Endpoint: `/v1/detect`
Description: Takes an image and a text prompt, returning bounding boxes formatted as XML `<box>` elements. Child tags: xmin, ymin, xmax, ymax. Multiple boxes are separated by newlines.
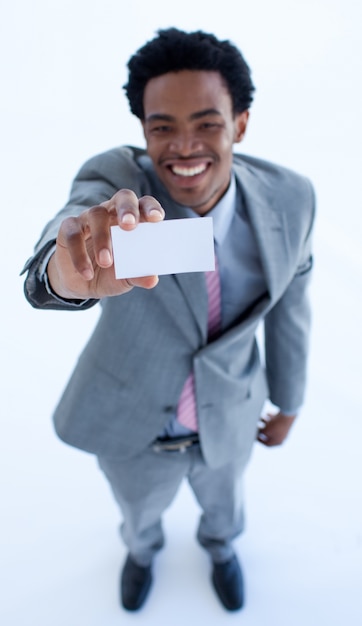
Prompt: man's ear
<box><xmin>234</xmin><ymin>111</ymin><xmax>249</xmax><ymax>143</ymax></box>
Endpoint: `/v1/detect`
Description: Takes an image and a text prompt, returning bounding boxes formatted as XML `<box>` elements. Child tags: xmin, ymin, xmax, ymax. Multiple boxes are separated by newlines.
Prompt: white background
<box><xmin>1</xmin><ymin>1</ymin><xmax>361</xmax><ymax>624</ymax></box>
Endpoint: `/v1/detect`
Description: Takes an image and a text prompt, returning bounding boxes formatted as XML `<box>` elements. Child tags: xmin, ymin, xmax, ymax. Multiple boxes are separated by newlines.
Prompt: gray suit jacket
<box><xmin>23</xmin><ymin>146</ymin><xmax>315</xmax><ymax>468</ymax></box>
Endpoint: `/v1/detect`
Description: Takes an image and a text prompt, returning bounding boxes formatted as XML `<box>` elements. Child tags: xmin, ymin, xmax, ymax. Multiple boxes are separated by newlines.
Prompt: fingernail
<box><xmin>149</xmin><ymin>208</ymin><xmax>163</xmax><ymax>219</ymax></box>
<box><xmin>82</xmin><ymin>268</ymin><xmax>93</xmax><ymax>280</ymax></box>
<box><xmin>99</xmin><ymin>249</ymin><xmax>112</xmax><ymax>266</ymax></box>
<box><xmin>121</xmin><ymin>213</ymin><xmax>136</xmax><ymax>225</ymax></box>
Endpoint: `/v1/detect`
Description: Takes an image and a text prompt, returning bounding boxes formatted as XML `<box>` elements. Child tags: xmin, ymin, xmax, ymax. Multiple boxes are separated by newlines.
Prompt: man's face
<box><xmin>142</xmin><ymin>70</ymin><xmax>249</xmax><ymax>215</ymax></box>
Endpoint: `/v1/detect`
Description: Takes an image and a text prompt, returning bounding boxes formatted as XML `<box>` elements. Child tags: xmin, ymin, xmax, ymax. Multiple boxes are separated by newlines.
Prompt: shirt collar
<box><xmin>184</xmin><ymin>175</ymin><xmax>237</xmax><ymax>246</ymax></box>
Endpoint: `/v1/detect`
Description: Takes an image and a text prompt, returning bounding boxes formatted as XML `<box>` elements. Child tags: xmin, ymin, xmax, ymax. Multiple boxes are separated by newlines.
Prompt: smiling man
<box><xmin>22</xmin><ymin>28</ymin><xmax>315</xmax><ymax>613</ymax></box>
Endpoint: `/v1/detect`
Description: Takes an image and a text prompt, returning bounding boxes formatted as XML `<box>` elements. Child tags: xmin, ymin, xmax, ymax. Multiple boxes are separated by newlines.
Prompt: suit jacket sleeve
<box><xmin>263</xmin><ymin>180</ymin><xmax>316</xmax><ymax>413</ymax></box>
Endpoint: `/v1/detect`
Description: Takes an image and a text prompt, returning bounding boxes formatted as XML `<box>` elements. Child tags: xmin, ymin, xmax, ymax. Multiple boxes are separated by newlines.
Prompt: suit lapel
<box><xmin>233</xmin><ymin>161</ymin><xmax>291</xmax><ymax>301</ymax></box>
<box><xmin>173</xmin><ymin>271</ymin><xmax>208</xmax><ymax>339</ymax></box>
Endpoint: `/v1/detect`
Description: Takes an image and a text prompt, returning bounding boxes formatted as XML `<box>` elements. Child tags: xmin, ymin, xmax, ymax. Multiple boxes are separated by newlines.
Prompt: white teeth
<box><xmin>171</xmin><ymin>164</ymin><xmax>207</xmax><ymax>177</ymax></box>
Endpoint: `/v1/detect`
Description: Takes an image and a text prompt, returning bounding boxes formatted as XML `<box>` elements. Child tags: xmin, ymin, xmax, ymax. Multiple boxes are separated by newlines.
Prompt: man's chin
<box><xmin>172</xmin><ymin>194</ymin><xmax>211</xmax><ymax>215</ymax></box>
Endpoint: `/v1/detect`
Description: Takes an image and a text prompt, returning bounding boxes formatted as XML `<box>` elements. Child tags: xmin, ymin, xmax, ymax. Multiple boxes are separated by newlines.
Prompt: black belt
<box><xmin>151</xmin><ymin>434</ymin><xmax>199</xmax><ymax>453</ymax></box>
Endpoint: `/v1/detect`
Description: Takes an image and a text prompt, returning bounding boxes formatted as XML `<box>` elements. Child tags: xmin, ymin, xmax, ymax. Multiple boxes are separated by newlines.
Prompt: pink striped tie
<box><xmin>177</xmin><ymin>254</ymin><xmax>221</xmax><ymax>431</ymax></box>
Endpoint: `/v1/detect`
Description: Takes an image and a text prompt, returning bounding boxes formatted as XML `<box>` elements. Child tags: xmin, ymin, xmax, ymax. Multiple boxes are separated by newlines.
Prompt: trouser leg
<box><xmin>188</xmin><ymin>447</ymin><xmax>246</xmax><ymax>563</ymax></box>
<box><xmin>98</xmin><ymin>448</ymin><xmax>190</xmax><ymax>566</ymax></box>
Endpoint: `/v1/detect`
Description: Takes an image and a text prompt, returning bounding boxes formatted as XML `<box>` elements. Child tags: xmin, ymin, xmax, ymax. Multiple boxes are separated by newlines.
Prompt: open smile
<box><xmin>163</xmin><ymin>158</ymin><xmax>213</xmax><ymax>182</ymax></box>
<box><xmin>170</xmin><ymin>163</ymin><xmax>208</xmax><ymax>177</ymax></box>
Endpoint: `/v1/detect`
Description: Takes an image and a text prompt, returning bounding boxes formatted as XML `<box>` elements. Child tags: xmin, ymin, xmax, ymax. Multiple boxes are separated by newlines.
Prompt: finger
<box><xmin>138</xmin><ymin>195</ymin><xmax>165</xmax><ymax>223</ymax></box>
<box><xmin>109</xmin><ymin>189</ymin><xmax>142</xmax><ymax>230</ymax></box>
<box><xmin>257</xmin><ymin>416</ymin><xmax>269</xmax><ymax>430</ymax></box>
<box><xmin>57</xmin><ymin>215</ymin><xmax>94</xmax><ymax>280</ymax></box>
<box><xmin>257</xmin><ymin>430</ymin><xmax>270</xmax><ymax>445</ymax></box>
<box><xmin>258</xmin><ymin>434</ymin><xmax>276</xmax><ymax>447</ymax></box>
<box><xmin>87</xmin><ymin>205</ymin><xmax>117</xmax><ymax>268</ymax></box>
<box><xmin>126</xmin><ymin>275</ymin><xmax>160</xmax><ymax>290</ymax></box>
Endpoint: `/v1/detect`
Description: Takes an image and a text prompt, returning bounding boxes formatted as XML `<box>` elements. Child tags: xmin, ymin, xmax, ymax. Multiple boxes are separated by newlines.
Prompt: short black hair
<box><xmin>123</xmin><ymin>27</ymin><xmax>255</xmax><ymax>119</ymax></box>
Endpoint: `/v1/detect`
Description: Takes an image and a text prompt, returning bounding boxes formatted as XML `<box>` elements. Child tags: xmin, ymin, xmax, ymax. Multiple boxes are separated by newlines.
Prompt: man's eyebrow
<box><xmin>145</xmin><ymin>113</ymin><xmax>175</xmax><ymax>123</ymax></box>
<box><xmin>190</xmin><ymin>108</ymin><xmax>222</xmax><ymax>120</ymax></box>
<box><xmin>145</xmin><ymin>109</ymin><xmax>222</xmax><ymax>123</ymax></box>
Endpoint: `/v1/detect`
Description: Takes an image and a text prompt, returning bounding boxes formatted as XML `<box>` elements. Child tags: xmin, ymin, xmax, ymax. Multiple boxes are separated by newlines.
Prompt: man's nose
<box><xmin>169</xmin><ymin>131</ymin><xmax>202</xmax><ymax>154</ymax></box>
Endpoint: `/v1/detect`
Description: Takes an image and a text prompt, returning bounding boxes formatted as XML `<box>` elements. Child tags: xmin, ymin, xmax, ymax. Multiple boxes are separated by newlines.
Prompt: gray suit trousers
<box><xmin>98</xmin><ymin>443</ymin><xmax>246</xmax><ymax>566</ymax></box>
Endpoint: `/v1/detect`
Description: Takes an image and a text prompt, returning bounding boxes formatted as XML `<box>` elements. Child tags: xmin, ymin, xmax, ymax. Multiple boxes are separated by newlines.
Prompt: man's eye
<box><xmin>200</xmin><ymin>122</ymin><xmax>220</xmax><ymax>130</ymax></box>
<box><xmin>151</xmin><ymin>125</ymin><xmax>172</xmax><ymax>133</ymax></box>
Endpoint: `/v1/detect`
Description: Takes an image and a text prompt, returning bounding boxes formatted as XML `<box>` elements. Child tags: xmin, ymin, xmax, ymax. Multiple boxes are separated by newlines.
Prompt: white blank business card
<box><xmin>111</xmin><ymin>217</ymin><xmax>214</xmax><ymax>278</ymax></box>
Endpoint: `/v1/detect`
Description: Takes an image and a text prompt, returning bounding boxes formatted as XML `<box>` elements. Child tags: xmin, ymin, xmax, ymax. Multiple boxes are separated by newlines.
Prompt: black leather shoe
<box><xmin>121</xmin><ymin>554</ymin><xmax>153</xmax><ymax>611</ymax></box>
<box><xmin>212</xmin><ymin>554</ymin><xmax>244</xmax><ymax>611</ymax></box>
